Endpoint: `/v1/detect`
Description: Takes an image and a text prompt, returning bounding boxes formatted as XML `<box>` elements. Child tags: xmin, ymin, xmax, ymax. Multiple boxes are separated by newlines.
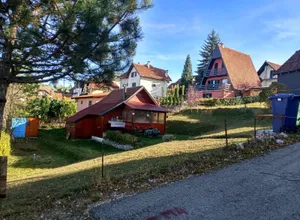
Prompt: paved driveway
<box><xmin>91</xmin><ymin>143</ymin><xmax>300</xmax><ymax>220</ymax></box>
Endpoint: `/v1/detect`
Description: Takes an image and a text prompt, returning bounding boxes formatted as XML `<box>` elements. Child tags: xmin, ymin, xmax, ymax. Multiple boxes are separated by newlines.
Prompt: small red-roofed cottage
<box><xmin>66</xmin><ymin>86</ymin><xmax>168</xmax><ymax>139</ymax></box>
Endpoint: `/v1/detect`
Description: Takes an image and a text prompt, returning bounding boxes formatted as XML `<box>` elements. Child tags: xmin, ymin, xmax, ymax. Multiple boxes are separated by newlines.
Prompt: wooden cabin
<box><xmin>66</xmin><ymin>86</ymin><xmax>168</xmax><ymax>139</ymax></box>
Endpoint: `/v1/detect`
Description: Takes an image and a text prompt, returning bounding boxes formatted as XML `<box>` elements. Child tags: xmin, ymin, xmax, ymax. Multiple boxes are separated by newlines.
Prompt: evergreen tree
<box><xmin>0</xmin><ymin>0</ymin><xmax>152</xmax><ymax>131</ymax></box>
<box><xmin>196</xmin><ymin>29</ymin><xmax>221</xmax><ymax>84</ymax></box>
<box><xmin>181</xmin><ymin>55</ymin><xmax>193</xmax><ymax>89</ymax></box>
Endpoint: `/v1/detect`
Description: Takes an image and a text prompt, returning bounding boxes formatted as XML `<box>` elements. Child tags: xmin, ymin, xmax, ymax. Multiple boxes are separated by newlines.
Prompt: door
<box><xmin>93</xmin><ymin>116</ymin><xmax>104</xmax><ymax>137</ymax></box>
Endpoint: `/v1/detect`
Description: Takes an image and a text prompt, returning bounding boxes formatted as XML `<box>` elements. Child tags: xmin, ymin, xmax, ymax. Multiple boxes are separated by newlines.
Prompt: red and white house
<box><xmin>66</xmin><ymin>86</ymin><xmax>168</xmax><ymax>139</ymax></box>
<box><xmin>197</xmin><ymin>44</ymin><xmax>261</xmax><ymax>98</ymax></box>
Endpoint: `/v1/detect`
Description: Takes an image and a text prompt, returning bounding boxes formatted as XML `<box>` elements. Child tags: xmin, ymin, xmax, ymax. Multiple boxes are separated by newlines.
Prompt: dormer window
<box><xmin>131</xmin><ymin>71</ymin><xmax>137</xmax><ymax>77</ymax></box>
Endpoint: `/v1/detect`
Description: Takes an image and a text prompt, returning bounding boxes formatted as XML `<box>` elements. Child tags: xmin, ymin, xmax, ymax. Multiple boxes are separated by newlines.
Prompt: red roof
<box><xmin>218</xmin><ymin>44</ymin><xmax>261</xmax><ymax>89</ymax></box>
<box><xmin>276</xmin><ymin>50</ymin><xmax>300</xmax><ymax>74</ymax></box>
<box><xmin>73</xmin><ymin>93</ymin><xmax>109</xmax><ymax>99</ymax></box>
<box><xmin>87</xmin><ymin>82</ymin><xmax>119</xmax><ymax>90</ymax></box>
<box><xmin>125</xmin><ymin>102</ymin><xmax>168</xmax><ymax>112</ymax></box>
<box><xmin>266</xmin><ymin>61</ymin><xmax>281</xmax><ymax>71</ymax></box>
<box><xmin>120</xmin><ymin>63</ymin><xmax>172</xmax><ymax>81</ymax></box>
<box><xmin>67</xmin><ymin>86</ymin><xmax>166</xmax><ymax>123</ymax></box>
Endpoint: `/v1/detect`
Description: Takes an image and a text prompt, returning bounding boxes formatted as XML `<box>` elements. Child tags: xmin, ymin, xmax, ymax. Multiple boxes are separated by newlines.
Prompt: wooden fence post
<box><xmin>0</xmin><ymin>156</ymin><xmax>7</xmax><ymax>198</ymax></box>
<box><xmin>253</xmin><ymin>116</ymin><xmax>257</xmax><ymax>142</ymax></box>
<box><xmin>224</xmin><ymin>119</ymin><xmax>228</xmax><ymax>148</ymax></box>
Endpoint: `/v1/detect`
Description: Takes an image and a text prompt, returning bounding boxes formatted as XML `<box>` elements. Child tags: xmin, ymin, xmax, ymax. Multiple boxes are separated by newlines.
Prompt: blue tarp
<box><xmin>12</xmin><ymin>118</ymin><xmax>27</xmax><ymax>138</ymax></box>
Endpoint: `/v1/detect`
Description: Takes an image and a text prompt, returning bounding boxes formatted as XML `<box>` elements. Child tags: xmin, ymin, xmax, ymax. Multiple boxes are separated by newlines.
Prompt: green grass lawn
<box><xmin>2</xmin><ymin>103</ymin><xmax>274</xmax><ymax>219</ymax></box>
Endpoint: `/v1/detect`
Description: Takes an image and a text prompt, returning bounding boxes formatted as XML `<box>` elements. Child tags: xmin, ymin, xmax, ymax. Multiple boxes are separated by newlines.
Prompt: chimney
<box><xmin>220</xmin><ymin>42</ymin><xmax>224</xmax><ymax>48</ymax></box>
<box><xmin>165</xmin><ymin>70</ymin><xmax>169</xmax><ymax>77</ymax></box>
<box><xmin>147</xmin><ymin>61</ymin><xmax>150</xmax><ymax>68</ymax></box>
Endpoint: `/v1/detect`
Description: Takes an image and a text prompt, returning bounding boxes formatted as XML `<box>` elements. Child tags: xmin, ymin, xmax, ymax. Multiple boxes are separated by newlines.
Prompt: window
<box><xmin>203</xmin><ymin>93</ymin><xmax>212</xmax><ymax>98</ymax></box>
<box><xmin>214</xmin><ymin>63</ymin><xmax>219</xmax><ymax>69</ymax></box>
<box><xmin>158</xmin><ymin>113</ymin><xmax>165</xmax><ymax>124</ymax></box>
<box><xmin>81</xmin><ymin>100</ymin><xmax>83</xmax><ymax>104</ymax></box>
<box><xmin>134</xmin><ymin>111</ymin><xmax>151</xmax><ymax>123</ymax></box>
<box><xmin>151</xmin><ymin>112</ymin><xmax>158</xmax><ymax>123</ymax></box>
<box><xmin>88</xmin><ymin>100</ymin><xmax>92</xmax><ymax>106</ymax></box>
<box><xmin>222</xmin><ymin>62</ymin><xmax>225</xmax><ymax>68</ymax></box>
<box><xmin>131</xmin><ymin>71</ymin><xmax>137</xmax><ymax>77</ymax></box>
<box><xmin>222</xmin><ymin>78</ymin><xmax>228</xmax><ymax>84</ymax></box>
<box><xmin>132</xmin><ymin>82</ymin><xmax>137</xmax><ymax>87</ymax></box>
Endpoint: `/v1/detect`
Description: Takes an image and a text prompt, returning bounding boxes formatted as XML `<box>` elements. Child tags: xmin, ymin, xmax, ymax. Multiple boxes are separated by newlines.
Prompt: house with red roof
<box><xmin>199</xmin><ymin>44</ymin><xmax>261</xmax><ymax>98</ymax></box>
<box><xmin>120</xmin><ymin>62</ymin><xmax>172</xmax><ymax>98</ymax></box>
<box><xmin>257</xmin><ymin>61</ymin><xmax>281</xmax><ymax>87</ymax></box>
<box><xmin>66</xmin><ymin>86</ymin><xmax>168</xmax><ymax>139</ymax></box>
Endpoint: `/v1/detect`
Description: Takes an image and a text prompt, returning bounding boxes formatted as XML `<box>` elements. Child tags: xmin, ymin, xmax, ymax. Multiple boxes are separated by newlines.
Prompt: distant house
<box><xmin>168</xmin><ymin>75</ymin><xmax>197</xmax><ymax>90</ymax></box>
<box><xmin>73</xmin><ymin>93</ymin><xmax>109</xmax><ymax>112</ymax></box>
<box><xmin>71</xmin><ymin>82</ymin><xmax>119</xmax><ymax>97</ymax></box>
<box><xmin>276</xmin><ymin>50</ymin><xmax>300</xmax><ymax>94</ymax></box>
<box><xmin>257</xmin><ymin>61</ymin><xmax>281</xmax><ymax>87</ymax></box>
<box><xmin>66</xmin><ymin>86</ymin><xmax>168</xmax><ymax>139</ymax></box>
<box><xmin>37</xmin><ymin>87</ymin><xmax>71</xmax><ymax>100</ymax></box>
<box><xmin>120</xmin><ymin>62</ymin><xmax>172</xmax><ymax>98</ymax></box>
<box><xmin>198</xmin><ymin>44</ymin><xmax>261</xmax><ymax>98</ymax></box>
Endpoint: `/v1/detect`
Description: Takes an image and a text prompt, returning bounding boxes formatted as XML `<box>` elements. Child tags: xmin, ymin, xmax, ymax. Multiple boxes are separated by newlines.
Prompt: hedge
<box><xmin>192</xmin><ymin>96</ymin><xmax>260</xmax><ymax>107</ymax></box>
<box><xmin>0</xmin><ymin>131</ymin><xmax>11</xmax><ymax>156</ymax></box>
<box><xmin>104</xmin><ymin>131</ymin><xmax>138</xmax><ymax>146</ymax></box>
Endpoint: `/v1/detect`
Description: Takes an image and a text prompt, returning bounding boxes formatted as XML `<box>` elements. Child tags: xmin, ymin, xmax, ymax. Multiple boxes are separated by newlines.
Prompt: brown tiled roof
<box><xmin>67</xmin><ymin>87</ymin><xmax>144</xmax><ymax>123</ymax></box>
<box><xmin>120</xmin><ymin>63</ymin><xmax>172</xmax><ymax>81</ymax></box>
<box><xmin>257</xmin><ymin>61</ymin><xmax>281</xmax><ymax>75</ymax></box>
<box><xmin>87</xmin><ymin>82</ymin><xmax>119</xmax><ymax>90</ymax></box>
<box><xmin>73</xmin><ymin>93</ymin><xmax>109</xmax><ymax>99</ymax></box>
<box><xmin>218</xmin><ymin>44</ymin><xmax>261</xmax><ymax>89</ymax></box>
<box><xmin>266</xmin><ymin>61</ymin><xmax>281</xmax><ymax>71</ymax></box>
<box><xmin>168</xmin><ymin>78</ymin><xmax>181</xmax><ymax>88</ymax></box>
<box><xmin>276</xmin><ymin>50</ymin><xmax>300</xmax><ymax>74</ymax></box>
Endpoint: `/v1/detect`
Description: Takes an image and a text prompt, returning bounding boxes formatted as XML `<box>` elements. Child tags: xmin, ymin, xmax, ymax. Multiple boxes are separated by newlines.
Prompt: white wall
<box><xmin>140</xmin><ymin>77</ymin><xmax>168</xmax><ymax>98</ymax></box>
<box><xmin>76</xmin><ymin>97</ymin><xmax>103</xmax><ymax>112</ymax></box>
<box><xmin>127</xmin><ymin>67</ymin><xmax>140</xmax><ymax>87</ymax></box>
<box><xmin>261</xmin><ymin>65</ymin><xmax>278</xmax><ymax>87</ymax></box>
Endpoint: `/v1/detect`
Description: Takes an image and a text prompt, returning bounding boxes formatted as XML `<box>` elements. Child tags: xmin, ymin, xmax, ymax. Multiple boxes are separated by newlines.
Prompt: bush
<box><xmin>144</xmin><ymin>128</ymin><xmax>161</xmax><ymax>137</ymax></box>
<box><xmin>0</xmin><ymin>131</ymin><xmax>11</xmax><ymax>156</ymax></box>
<box><xmin>192</xmin><ymin>96</ymin><xmax>260</xmax><ymax>107</ymax></box>
<box><xmin>104</xmin><ymin>131</ymin><xmax>138</xmax><ymax>146</ymax></box>
<box><xmin>162</xmin><ymin>134</ymin><xmax>176</xmax><ymax>142</ymax></box>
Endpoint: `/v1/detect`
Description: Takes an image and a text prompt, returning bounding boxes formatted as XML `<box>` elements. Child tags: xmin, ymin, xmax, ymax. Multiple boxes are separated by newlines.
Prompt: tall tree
<box><xmin>196</xmin><ymin>29</ymin><xmax>221</xmax><ymax>84</ymax></box>
<box><xmin>180</xmin><ymin>54</ymin><xmax>193</xmax><ymax>89</ymax></box>
<box><xmin>0</xmin><ymin>0</ymin><xmax>152</xmax><ymax>131</ymax></box>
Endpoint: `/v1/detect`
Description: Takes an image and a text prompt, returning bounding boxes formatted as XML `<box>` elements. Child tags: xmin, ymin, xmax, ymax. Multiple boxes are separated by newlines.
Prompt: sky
<box><xmin>134</xmin><ymin>0</ymin><xmax>300</xmax><ymax>82</ymax></box>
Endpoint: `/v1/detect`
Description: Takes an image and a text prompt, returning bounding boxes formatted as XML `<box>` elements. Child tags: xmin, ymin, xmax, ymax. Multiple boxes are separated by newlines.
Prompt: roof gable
<box><xmin>217</xmin><ymin>44</ymin><xmax>261</xmax><ymax>89</ymax></box>
<box><xmin>257</xmin><ymin>61</ymin><xmax>281</xmax><ymax>75</ymax></box>
<box><xmin>277</xmin><ymin>50</ymin><xmax>300</xmax><ymax>74</ymax></box>
<box><xmin>120</xmin><ymin>63</ymin><xmax>172</xmax><ymax>82</ymax></box>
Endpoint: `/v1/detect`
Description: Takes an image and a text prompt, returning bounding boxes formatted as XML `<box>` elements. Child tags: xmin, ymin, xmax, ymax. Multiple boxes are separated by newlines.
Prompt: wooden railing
<box><xmin>204</xmin><ymin>68</ymin><xmax>227</xmax><ymax>77</ymax></box>
<box><xmin>199</xmin><ymin>83</ymin><xmax>231</xmax><ymax>91</ymax></box>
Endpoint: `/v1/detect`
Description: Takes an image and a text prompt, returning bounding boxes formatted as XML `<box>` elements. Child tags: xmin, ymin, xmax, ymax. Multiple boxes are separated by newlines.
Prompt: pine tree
<box><xmin>181</xmin><ymin>55</ymin><xmax>193</xmax><ymax>89</ymax></box>
<box><xmin>0</xmin><ymin>0</ymin><xmax>152</xmax><ymax>131</ymax></box>
<box><xmin>196</xmin><ymin>29</ymin><xmax>221</xmax><ymax>84</ymax></box>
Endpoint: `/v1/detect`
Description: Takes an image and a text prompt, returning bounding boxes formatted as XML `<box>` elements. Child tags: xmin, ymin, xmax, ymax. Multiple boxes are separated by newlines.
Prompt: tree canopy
<box><xmin>0</xmin><ymin>0</ymin><xmax>152</xmax><ymax>130</ymax></box>
<box><xmin>196</xmin><ymin>29</ymin><xmax>221</xmax><ymax>84</ymax></box>
<box><xmin>180</xmin><ymin>54</ymin><xmax>193</xmax><ymax>88</ymax></box>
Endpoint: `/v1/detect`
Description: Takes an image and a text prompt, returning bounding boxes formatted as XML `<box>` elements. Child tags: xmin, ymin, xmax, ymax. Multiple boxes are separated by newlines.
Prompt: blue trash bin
<box><xmin>269</xmin><ymin>94</ymin><xmax>300</xmax><ymax>133</ymax></box>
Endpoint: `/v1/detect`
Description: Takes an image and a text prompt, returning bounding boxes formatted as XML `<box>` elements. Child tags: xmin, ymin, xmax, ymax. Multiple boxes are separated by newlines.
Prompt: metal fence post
<box><xmin>225</xmin><ymin>119</ymin><xmax>228</xmax><ymax>148</ymax></box>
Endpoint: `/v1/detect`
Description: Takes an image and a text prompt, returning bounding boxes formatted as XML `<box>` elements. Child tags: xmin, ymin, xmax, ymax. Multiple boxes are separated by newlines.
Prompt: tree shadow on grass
<box><xmin>2</xmin><ymin>146</ymin><xmax>227</xmax><ymax>218</ymax></box>
<box><xmin>11</xmin><ymin>128</ymin><xmax>122</xmax><ymax>169</ymax></box>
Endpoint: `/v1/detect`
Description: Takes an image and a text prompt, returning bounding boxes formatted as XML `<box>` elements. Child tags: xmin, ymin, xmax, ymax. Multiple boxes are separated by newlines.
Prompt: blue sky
<box><xmin>134</xmin><ymin>0</ymin><xmax>300</xmax><ymax>82</ymax></box>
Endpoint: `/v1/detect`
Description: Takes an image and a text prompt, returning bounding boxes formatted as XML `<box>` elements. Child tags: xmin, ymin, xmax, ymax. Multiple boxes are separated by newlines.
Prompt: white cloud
<box><xmin>266</xmin><ymin>16</ymin><xmax>300</xmax><ymax>39</ymax></box>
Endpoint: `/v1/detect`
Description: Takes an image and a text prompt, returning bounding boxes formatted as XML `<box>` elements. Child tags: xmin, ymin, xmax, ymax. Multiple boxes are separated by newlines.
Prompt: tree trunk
<box><xmin>0</xmin><ymin>82</ymin><xmax>9</xmax><ymax>132</ymax></box>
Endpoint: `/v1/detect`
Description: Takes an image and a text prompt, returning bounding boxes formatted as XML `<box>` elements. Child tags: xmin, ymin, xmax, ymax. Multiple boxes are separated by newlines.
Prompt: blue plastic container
<box><xmin>269</xmin><ymin>94</ymin><xmax>300</xmax><ymax>133</ymax></box>
<box><xmin>12</xmin><ymin>118</ymin><xmax>27</xmax><ymax>138</ymax></box>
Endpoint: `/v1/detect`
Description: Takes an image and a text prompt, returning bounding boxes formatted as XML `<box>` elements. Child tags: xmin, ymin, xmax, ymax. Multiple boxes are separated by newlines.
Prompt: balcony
<box><xmin>204</xmin><ymin>68</ymin><xmax>227</xmax><ymax>77</ymax></box>
<box><xmin>199</xmin><ymin>83</ymin><xmax>231</xmax><ymax>91</ymax></box>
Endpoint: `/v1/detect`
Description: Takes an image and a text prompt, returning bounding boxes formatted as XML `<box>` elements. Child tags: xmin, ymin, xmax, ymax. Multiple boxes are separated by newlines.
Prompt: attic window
<box><xmin>131</xmin><ymin>71</ymin><xmax>137</xmax><ymax>77</ymax></box>
<box><xmin>152</xmin><ymin>84</ymin><xmax>156</xmax><ymax>87</ymax></box>
<box><xmin>214</xmin><ymin>63</ymin><xmax>219</xmax><ymax>69</ymax></box>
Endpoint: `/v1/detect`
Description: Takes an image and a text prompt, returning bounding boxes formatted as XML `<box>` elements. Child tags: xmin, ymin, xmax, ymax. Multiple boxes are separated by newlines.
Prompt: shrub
<box><xmin>162</xmin><ymin>134</ymin><xmax>176</xmax><ymax>142</ymax></box>
<box><xmin>192</xmin><ymin>96</ymin><xmax>260</xmax><ymax>107</ymax></box>
<box><xmin>144</xmin><ymin>128</ymin><xmax>161</xmax><ymax>137</ymax></box>
<box><xmin>0</xmin><ymin>131</ymin><xmax>11</xmax><ymax>156</ymax></box>
<box><xmin>104</xmin><ymin>131</ymin><xmax>138</xmax><ymax>146</ymax></box>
